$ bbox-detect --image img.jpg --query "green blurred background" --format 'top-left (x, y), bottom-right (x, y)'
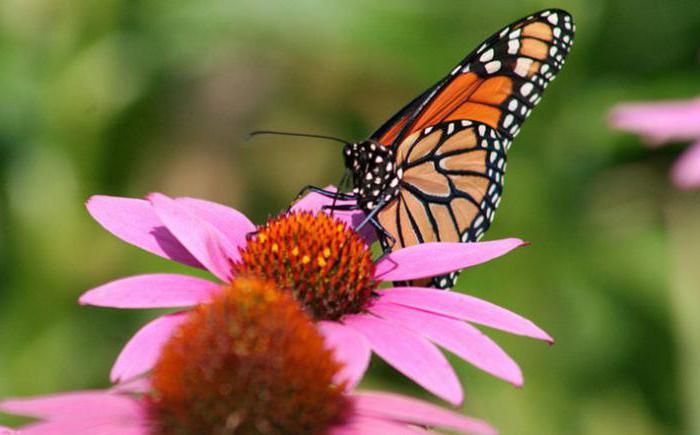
top-left (2, 0), bottom-right (700, 433)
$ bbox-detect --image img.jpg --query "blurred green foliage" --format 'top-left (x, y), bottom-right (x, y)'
top-left (1, 0), bottom-right (700, 433)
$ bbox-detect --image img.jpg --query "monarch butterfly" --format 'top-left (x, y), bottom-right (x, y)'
top-left (259, 9), bottom-right (575, 289)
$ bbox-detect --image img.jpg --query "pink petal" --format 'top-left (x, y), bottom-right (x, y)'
top-left (329, 415), bottom-right (424, 435)
top-left (175, 197), bottom-right (256, 261)
top-left (374, 239), bottom-right (526, 281)
top-left (609, 97), bottom-right (700, 145)
top-left (80, 273), bottom-right (218, 309)
top-left (0, 391), bottom-right (142, 422)
top-left (671, 139), bottom-right (700, 189)
top-left (318, 321), bottom-right (371, 389)
top-left (353, 391), bottom-right (497, 435)
top-left (20, 419), bottom-right (146, 435)
top-left (369, 301), bottom-right (522, 386)
top-left (378, 287), bottom-right (553, 343)
top-left (291, 185), bottom-right (376, 243)
top-left (148, 193), bottom-right (236, 282)
top-left (86, 195), bottom-right (202, 268)
top-left (0, 426), bottom-right (13, 435)
top-left (111, 312), bottom-right (188, 383)
top-left (342, 314), bottom-right (462, 405)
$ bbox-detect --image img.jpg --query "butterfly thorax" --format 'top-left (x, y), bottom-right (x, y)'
top-left (344, 140), bottom-right (402, 212)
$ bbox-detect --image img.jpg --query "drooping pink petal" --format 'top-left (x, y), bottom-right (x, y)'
top-left (175, 197), bottom-right (256, 262)
top-left (19, 419), bottom-right (146, 435)
top-left (86, 195), bottom-right (202, 268)
top-left (671, 139), bottom-right (700, 189)
top-left (80, 274), bottom-right (219, 309)
top-left (318, 321), bottom-right (371, 389)
top-left (110, 312), bottom-right (188, 383)
top-left (374, 239), bottom-right (526, 281)
top-left (342, 314), bottom-right (463, 405)
top-left (148, 193), bottom-right (236, 282)
top-left (290, 185), bottom-right (376, 243)
top-left (329, 415), bottom-right (424, 435)
top-left (0, 391), bottom-right (142, 422)
top-left (369, 301), bottom-right (522, 386)
top-left (353, 391), bottom-right (497, 435)
top-left (609, 97), bottom-right (700, 145)
top-left (378, 287), bottom-right (553, 343)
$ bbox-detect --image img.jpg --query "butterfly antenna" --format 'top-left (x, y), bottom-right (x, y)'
top-left (247, 130), bottom-right (353, 146)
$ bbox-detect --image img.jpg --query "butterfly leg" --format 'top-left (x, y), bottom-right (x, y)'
top-left (294, 185), bottom-right (356, 202)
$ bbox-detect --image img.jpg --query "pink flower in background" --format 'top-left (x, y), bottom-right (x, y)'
top-left (2, 278), bottom-right (497, 435)
top-left (610, 97), bottom-right (700, 188)
top-left (81, 190), bottom-right (552, 405)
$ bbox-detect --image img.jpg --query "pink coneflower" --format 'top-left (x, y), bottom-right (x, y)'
top-left (610, 96), bottom-right (700, 189)
top-left (2, 278), bottom-right (496, 434)
top-left (81, 190), bottom-right (552, 405)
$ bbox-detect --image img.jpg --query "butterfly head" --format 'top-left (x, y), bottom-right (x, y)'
top-left (343, 140), bottom-right (402, 212)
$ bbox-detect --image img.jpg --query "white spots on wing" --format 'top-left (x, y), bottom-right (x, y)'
top-left (549, 46), bottom-right (558, 56)
top-left (502, 114), bottom-right (514, 128)
top-left (499, 27), bottom-right (510, 37)
top-left (489, 129), bottom-right (497, 138)
top-left (374, 156), bottom-right (383, 163)
top-left (473, 215), bottom-right (485, 228)
top-left (385, 162), bottom-right (393, 171)
top-left (481, 139), bottom-right (489, 148)
top-left (477, 42), bottom-right (488, 54)
top-left (424, 126), bottom-right (433, 134)
top-left (461, 64), bottom-right (471, 73)
top-left (485, 60), bottom-right (501, 74)
top-left (541, 10), bottom-right (552, 17)
top-left (540, 63), bottom-right (550, 74)
top-left (479, 48), bottom-right (494, 62)
top-left (508, 99), bottom-right (518, 111)
top-left (520, 82), bottom-right (534, 96)
top-left (478, 125), bottom-right (486, 136)
top-left (461, 120), bottom-right (472, 127)
top-left (564, 21), bottom-right (572, 31)
top-left (509, 28), bottom-right (522, 39)
top-left (553, 27), bottom-right (562, 38)
top-left (451, 65), bottom-right (461, 75)
top-left (547, 13), bottom-right (559, 25)
top-left (390, 178), bottom-right (399, 188)
top-left (447, 123), bottom-right (455, 135)
top-left (507, 40), bottom-right (520, 55)
top-left (514, 57), bottom-right (533, 77)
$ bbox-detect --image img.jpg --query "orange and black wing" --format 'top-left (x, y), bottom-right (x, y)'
top-left (372, 9), bottom-right (575, 149)
top-left (374, 9), bottom-right (575, 288)
top-left (377, 121), bottom-right (505, 288)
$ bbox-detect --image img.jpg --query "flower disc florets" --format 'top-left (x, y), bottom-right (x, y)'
top-left (147, 278), bottom-right (350, 434)
top-left (232, 211), bottom-right (376, 320)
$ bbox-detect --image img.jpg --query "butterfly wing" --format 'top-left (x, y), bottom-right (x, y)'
top-left (374, 9), bottom-right (575, 288)
top-left (373, 9), bottom-right (574, 148)
top-left (377, 121), bottom-right (505, 288)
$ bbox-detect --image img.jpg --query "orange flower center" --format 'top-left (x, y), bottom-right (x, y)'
top-left (232, 211), bottom-right (377, 320)
top-left (147, 278), bottom-right (351, 434)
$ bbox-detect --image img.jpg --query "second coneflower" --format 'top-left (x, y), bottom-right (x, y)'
top-left (81, 190), bottom-right (552, 404)
top-left (2, 278), bottom-right (495, 435)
